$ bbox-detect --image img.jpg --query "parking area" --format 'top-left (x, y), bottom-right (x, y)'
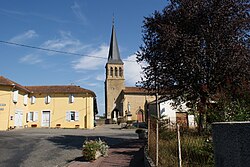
top-left (0, 125), bottom-right (137, 167)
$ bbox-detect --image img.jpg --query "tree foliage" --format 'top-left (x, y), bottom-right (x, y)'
top-left (137, 0), bottom-right (250, 110)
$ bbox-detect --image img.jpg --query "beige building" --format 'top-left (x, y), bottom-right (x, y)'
top-left (105, 24), bottom-right (155, 123)
top-left (0, 76), bottom-right (97, 130)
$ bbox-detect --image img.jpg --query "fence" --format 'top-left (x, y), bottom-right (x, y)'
top-left (148, 117), bottom-right (214, 167)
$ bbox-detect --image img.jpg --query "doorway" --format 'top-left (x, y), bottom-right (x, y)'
top-left (42, 111), bottom-right (50, 127)
top-left (137, 109), bottom-right (144, 122)
top-left (14, 111), bottom-right (23, 128)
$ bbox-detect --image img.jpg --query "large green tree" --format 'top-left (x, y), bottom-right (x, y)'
top-left (137, 0), bottom-right (250, 128)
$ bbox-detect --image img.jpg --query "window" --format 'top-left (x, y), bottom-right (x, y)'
top-left (66, 111), bottom-right (79, 121)
top-left (45, 95), bottom-right (51, 104)
top-left (69, 94), bottom-right (74, 103)
top-left (110, 67), bottom-right (113, 77)
top-left (115, 67), bottom-right (118, 77)
top-left (27, 111), bottom-right (38, 122)
top-left (119, 67), bottom-right (123, 77)
top-left (71, 112), bottom-right (75, 120)
top-left (24, 94), bottom-right (28, 106)
top-left (13, 90), bottom-right (19, 103)
top-left (31, 96), bottom-right (36, 104)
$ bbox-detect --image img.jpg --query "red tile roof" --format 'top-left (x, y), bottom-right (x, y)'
top-left (0, 76), bottom-right (30, 93)
top-left (0, 76), bottom-right (96, 96)
top-left (26, 85), bottom-right (96, 97)
top-left (123, 87), bottom-right (149, 94)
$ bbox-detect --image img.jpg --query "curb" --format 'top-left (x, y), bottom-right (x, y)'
top-left (144, 146), bottom-right (156, 167)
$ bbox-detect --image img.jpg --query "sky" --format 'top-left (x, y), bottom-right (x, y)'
top-left (0, 0), bottom-right (168, 116)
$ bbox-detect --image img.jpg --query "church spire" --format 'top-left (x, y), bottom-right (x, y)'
top-left (107, 18), bottom-right (123, 64)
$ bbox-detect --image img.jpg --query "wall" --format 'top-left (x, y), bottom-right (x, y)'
top-left (212, 122), bottom-right (250, 167)
top-left (0, 86), bottom-right (12, 130)
top-left (27, 93), bottom-right (94, 129)
top-left (9, 89), bottom-right (29, 129)
top-left (0, 86), bottom-right (29, 130)
top-left (123, 94), bottom-right (155, 121)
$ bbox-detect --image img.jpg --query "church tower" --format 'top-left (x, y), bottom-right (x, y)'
top-left (105, 22), bottom-right (125, 123)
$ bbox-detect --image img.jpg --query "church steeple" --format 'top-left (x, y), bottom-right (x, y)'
top-left (107, 21), bottom-right (123, 64)
top-left (105, 19), bottom-right (125, 122)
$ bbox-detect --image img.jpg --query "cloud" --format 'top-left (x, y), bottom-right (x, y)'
top-left (72, 44), bottom-right (108, 70)
top-left (9, 30), bottom-right (38, 43)
top-left (96, 74), bottom-right (105, 81)
top-left (19, 54), bottom-right (42, 64)
top-left (41, 31), bottom-right (90, 54)
top-left (124, 54), bottom-right (145, 86)
top-left (74, 78), bottom-right (98, 87)
top-left (0, 8), bottom-right (78, 25)
top-left (71, 2), bottom-right (87, 24)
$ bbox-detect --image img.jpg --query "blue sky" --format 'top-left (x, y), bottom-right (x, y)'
top-left (0, 0), bottom-right (167, 115)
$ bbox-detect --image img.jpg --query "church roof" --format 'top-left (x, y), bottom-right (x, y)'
top-left (123, 87), bottom-right (149, 94)
top-left (107, 24), bottom-right (123, 64)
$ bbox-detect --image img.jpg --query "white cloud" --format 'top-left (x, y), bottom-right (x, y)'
top-left (72, 44), bottom-right (108, 70)
top-left (74, 78), bottom-right (98, 87)
top-left (9, 30), bottom-right (38, 43)
top-left (124, 54), bottom-right (145, 86)
top-left (96, 74), bottom-right (105, 81)
top-left (41, 31), bottom-right (89, 54)
top-left (71, 1), bottom-right (87, 24)
top-left (19, 54), bottom-right (42, 64)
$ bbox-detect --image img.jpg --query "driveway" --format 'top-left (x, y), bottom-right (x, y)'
top-left (0, 124), bottom-right (138, 167)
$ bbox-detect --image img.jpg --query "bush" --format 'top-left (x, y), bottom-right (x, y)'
top-left (82, 138), bottom-right (109, 161)
top-left (135, 128), bottom-right (146, 134)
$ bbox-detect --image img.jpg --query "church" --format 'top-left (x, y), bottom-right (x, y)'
top-left (105, 23), bottom-right (155, 124)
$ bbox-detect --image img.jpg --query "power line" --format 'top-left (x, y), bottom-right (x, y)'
top-left (0, 40), bottom-right (136, 62)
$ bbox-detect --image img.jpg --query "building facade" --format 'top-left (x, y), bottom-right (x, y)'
top-left (0, 76), bottom-right (96, 130)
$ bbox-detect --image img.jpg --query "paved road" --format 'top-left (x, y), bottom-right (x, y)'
top-left (0, 125), bottom-right (138, 167)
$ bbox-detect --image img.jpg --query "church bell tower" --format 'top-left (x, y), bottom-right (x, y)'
top-left (105, 21), bottom-right (125, 123)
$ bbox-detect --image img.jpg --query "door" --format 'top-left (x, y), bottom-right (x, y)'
top-left (137, 110), bottom-right (144, 122)
top-left (176, 112), bottom-right (188, 127)
top-left (42, 111), bottom-right (50, 127)
top-left (14, 111), bottom-right (23, 128)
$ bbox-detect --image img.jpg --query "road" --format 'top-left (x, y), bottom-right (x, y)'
top-left (0, 124), bottom-right (138, 167)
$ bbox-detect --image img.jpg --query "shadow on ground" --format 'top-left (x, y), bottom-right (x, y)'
top-left (47, 135), bottom-right (145, 166)
top-left (47, 135), bottom-right (141, 149)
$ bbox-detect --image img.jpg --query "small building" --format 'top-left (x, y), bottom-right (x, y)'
top-left (148, 98), bottom-right (196, 128)
top-left (0, 76), bottom-right (97, 130)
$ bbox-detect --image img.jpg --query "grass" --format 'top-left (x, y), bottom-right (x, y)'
top-left (158, 129), bottom-right (214, 167)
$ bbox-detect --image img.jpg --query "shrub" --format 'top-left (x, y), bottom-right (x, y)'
top-left (82, 138), bottom-right (109, 161)
top-left (135, 128), bottom-right (146, 134)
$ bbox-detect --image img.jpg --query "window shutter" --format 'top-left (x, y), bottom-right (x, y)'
top-left (34, 112), bottom-right (38, 122)
top-left (75, 111), bottom-right (79, 121)
top-left (27, 112), bottom-right (31, 122)
top-left (31, 96), bottom-right (36, 104)
top-left (13, 90), bottom-right (19, 103)
top-left (45, 95), bottom-right (51, 104)
top-left (69, 94), bottom-right (74, 103)
top-left (24, 94), bottom-right (28, 105)
top-left (66, 111), bottom-right (70, 121)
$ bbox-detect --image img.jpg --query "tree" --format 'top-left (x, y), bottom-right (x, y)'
top-left (137, 0), bottom-right (250, 130)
